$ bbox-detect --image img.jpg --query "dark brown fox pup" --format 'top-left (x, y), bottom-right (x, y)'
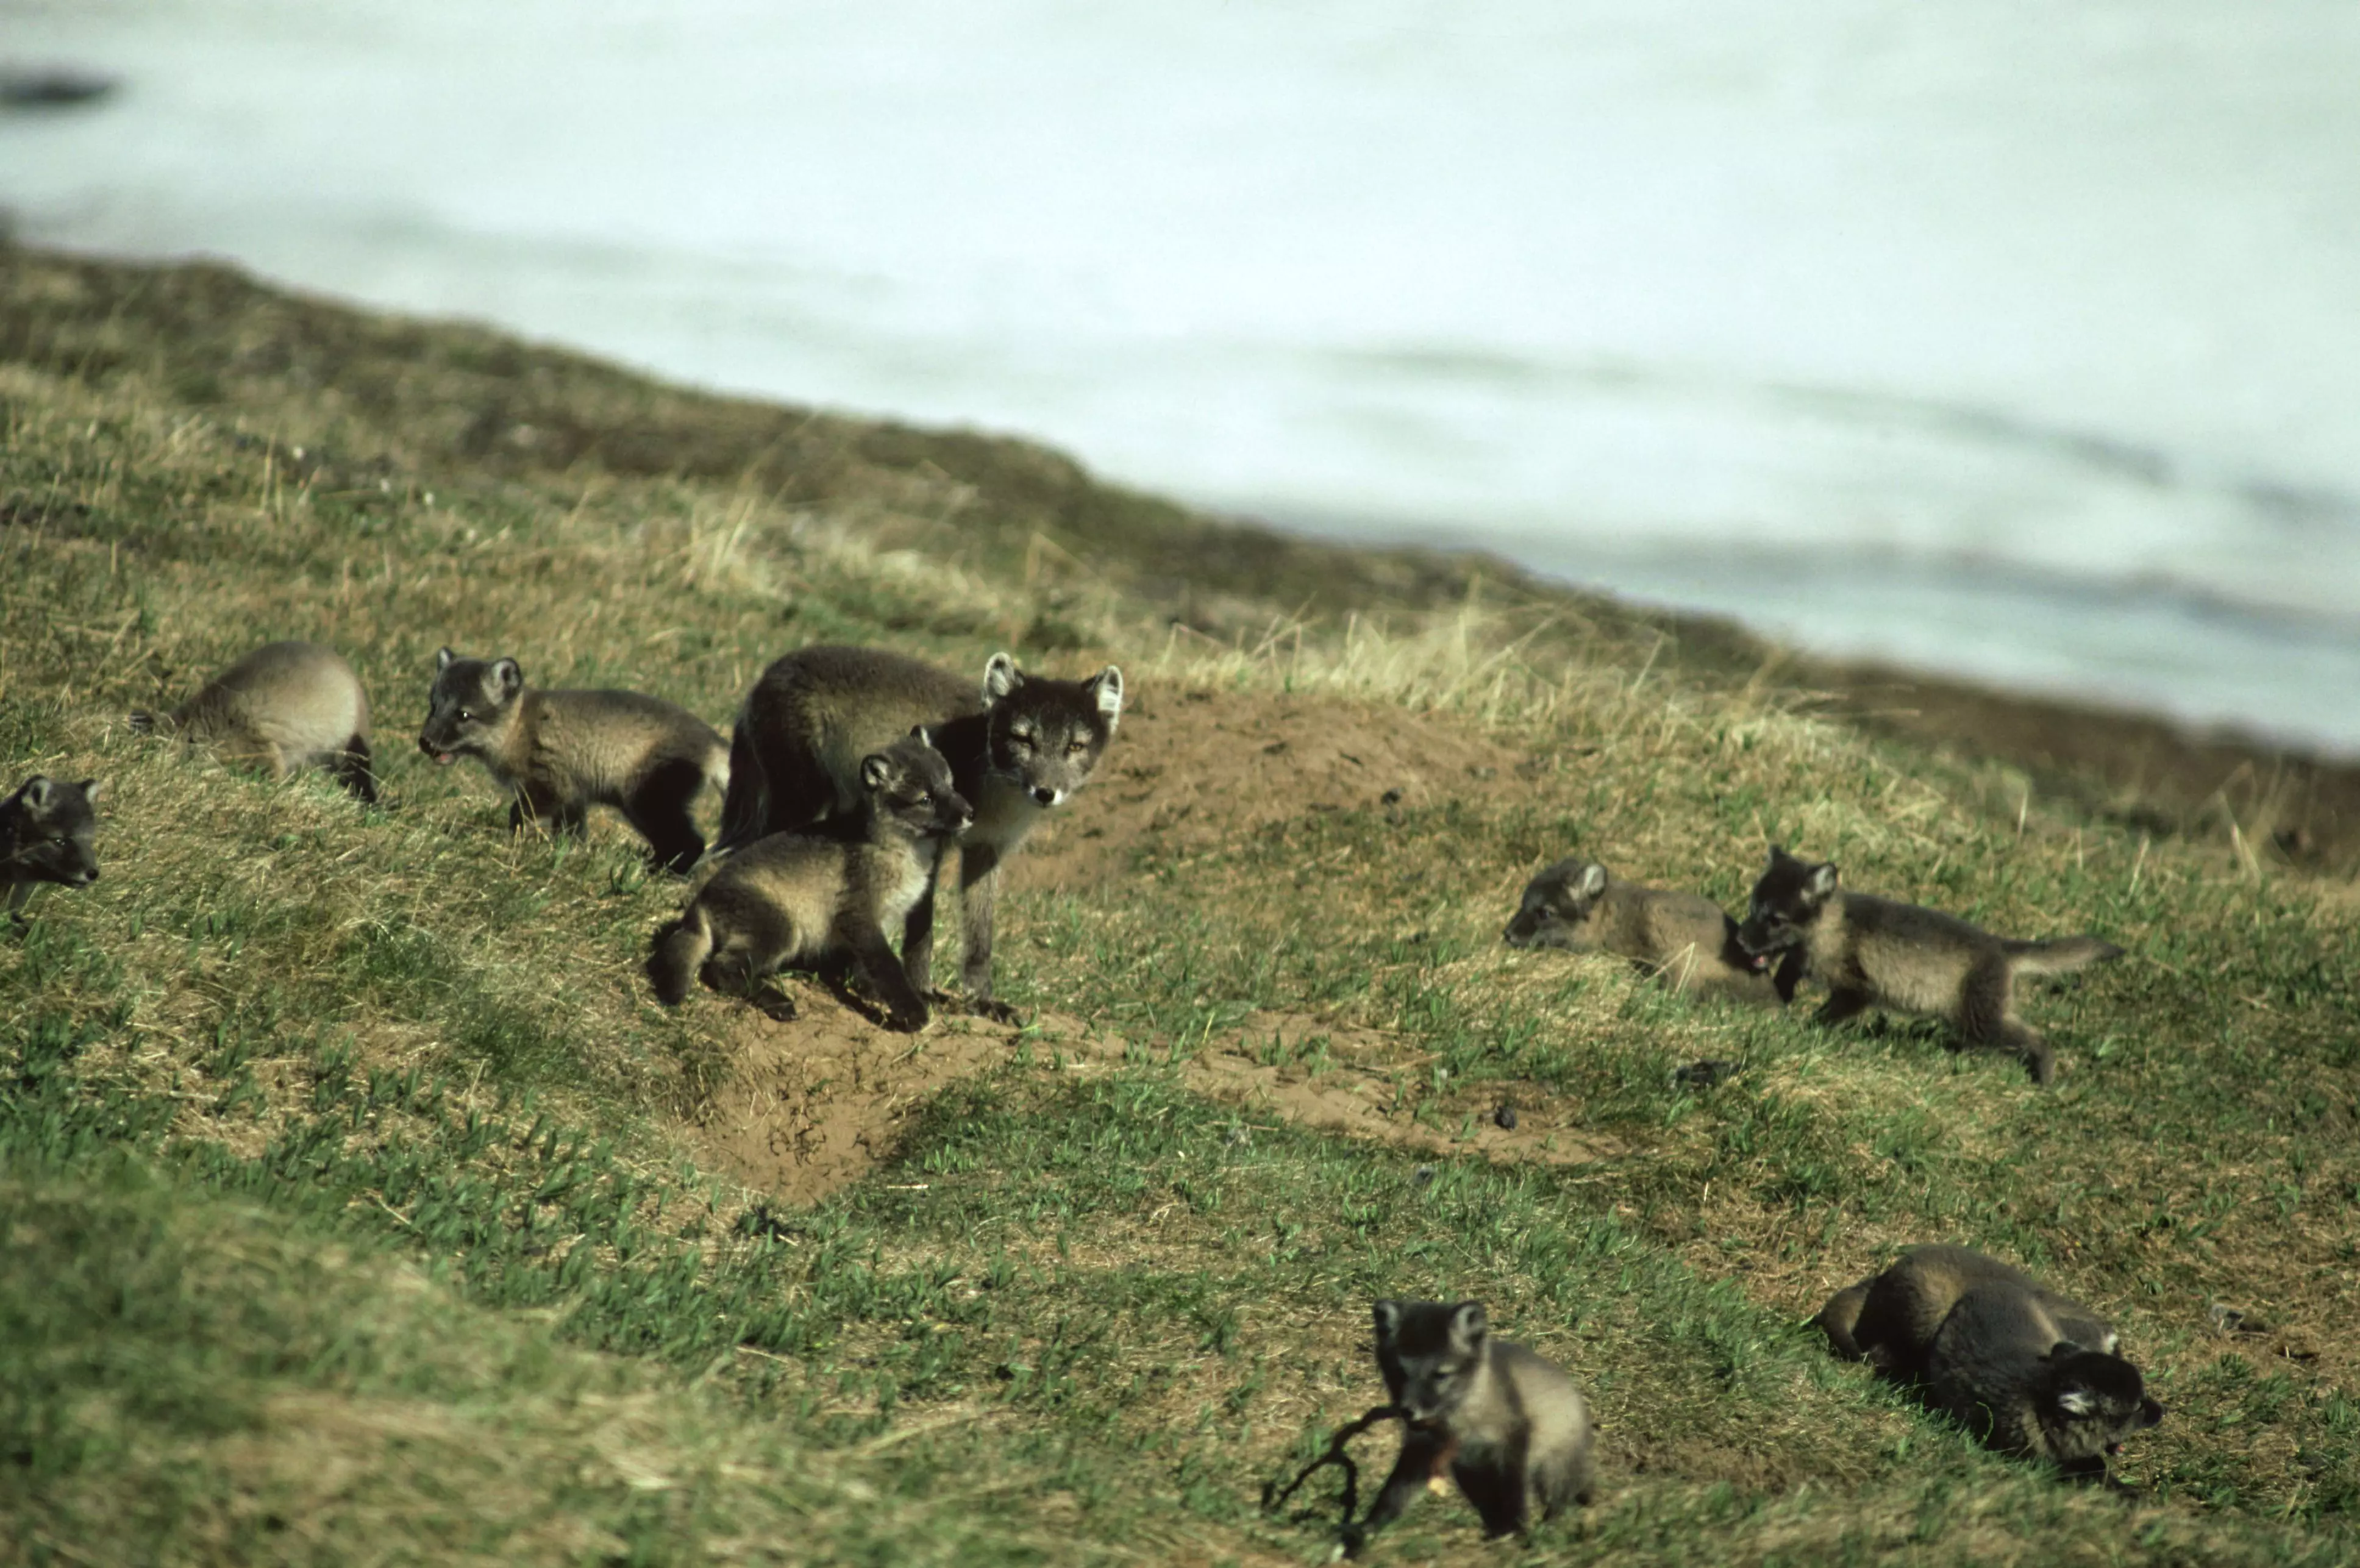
top-left (1505, 857), bottom-right (1796, 1004)
top-left (1735, 844), bottom-right (2122, 1084)
top-left (132, 640), bottom-right (377, 802)
top-left (1, 775), bottom-right (102, 919)
top-left (1817, 1244), bottom-right (2164, 1477)
top-left (648, 730), bottom-right (972, 1030)
top-left (1350, 1300), bottom-right (1596, 1554)
top-left (718, 645), bottom-right (1121, 1005)
top-left (421, 648), bottom-right (729, 872)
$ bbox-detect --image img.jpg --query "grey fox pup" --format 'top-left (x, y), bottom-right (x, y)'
top-left (1816, 1244), bottom-right (2164, 1477)
top-left (718, 645), bottom-right (1121, 1006)
top-left (1, 775), bottom-right (102, 919)
top-left (1505, 858), bottom-right (1796, 1004)
top-left (131, 640), bottom-right (376, 802)
top-left (1735, 844), bottom-right (2121, 1084)
top-left (1350, 1299), bottom-right (1596, 1553)
top-left (420, 648), bottom-right (729, 873)
top-left (649, 730), bottom-right (972, 1030)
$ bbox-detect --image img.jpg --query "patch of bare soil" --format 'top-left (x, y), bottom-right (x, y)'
top-left (676, 995), bottom-right (1623, 1207)
top-left (1010, 683), bottom-right (1528, 894)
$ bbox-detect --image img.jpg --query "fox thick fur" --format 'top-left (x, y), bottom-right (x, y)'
top-left (1351, 1299), bottom-right (1596, 1553)
top-left (0, 775), bottom-right (102, 918)
top-left (1505, 858), bottom-right (1794, 1004)
top-left (421, 647), bottom-right (729, 872)
top-left (717, 645), bottom-right (1121, 1003)
top-left (1816, 1244), bottom-right (2164, 1475)
top-left (132, 640), bottom-right (375, 802)
top-left (649, 730), bottom-right (972, 1030)
top-left (1736, 844), bottom-right (2122, 1084)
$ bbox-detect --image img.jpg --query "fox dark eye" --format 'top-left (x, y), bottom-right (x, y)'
top-left (458, 708), bottom-right (474, 722)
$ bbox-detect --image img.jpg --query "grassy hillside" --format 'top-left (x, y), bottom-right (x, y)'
top-left (3, 245), bottom-right (2358, 1566)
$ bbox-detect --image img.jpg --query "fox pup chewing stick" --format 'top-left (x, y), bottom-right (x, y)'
top-left (719, 645), bottom-right (1121, 1008)
top-left (130, 640), bottom-right (376, 802)
top-left (421, 647), bottom-right (729, 873)
top-left (1505, 857), bottom-right (1797, 1004)
top-left (648, 730), bottom-right (972, 1030)
top-left (1350, 1299), bottom-right (1596, 1555)
top-left (1736, 844), bottom-right (2122, 1084)
top-left (1, 775), bottom-right (102, 920)
top-left (1817, 1244), bottom-right (2164, 1477)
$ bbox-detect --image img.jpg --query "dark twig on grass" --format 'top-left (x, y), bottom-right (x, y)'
top-left (1261, 1403), bottom-right (1405, 1540)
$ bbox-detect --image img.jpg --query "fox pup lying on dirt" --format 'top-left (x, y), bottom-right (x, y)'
top-left (132, 640), bottom-right (376, 802)
top-left (421, 647), bottom-right (729, 873)
top-left (718, 645), bottom-right (1121, 1008)
top-left (1735, 844), bottom-right (2121, 1083)
top-left (649, 730), bottom-right (972, 1030)
top-left (1505, 858), bottom-right (1796, 1005)
top-left (1817, 1244), bottom-right (2164, 1478)
top-left (1350, 1299), bottom-right (1596, 1554)
top-left (1, 775), bottom-right (102, 919)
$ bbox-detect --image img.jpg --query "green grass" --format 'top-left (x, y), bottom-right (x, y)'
top-left (2, 245), bottom-right (2358, 1564)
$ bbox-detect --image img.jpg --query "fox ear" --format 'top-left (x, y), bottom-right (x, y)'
top-left (1766, 843), bottom-right (1788, 866)
top-left (860, 754), bottom-right (892, 792)
top-left (1804, 863), bottom-right (1838, 897)
top-left (982, 652), bottom-right (1022, 704)
top-left (18, 776), bottom-right (52, 810)
top-left (1448, 1301), bottom-right (1489, 1350)
top-left (2055, 1388), bottom-right (2096, 1417)
top-left (436, 646), bottom-right (457, 672)
top-left (1091, 666), bottom-right (1124, 725)
top-left (1372, 1300), bottom-right (1403, 1341)
top-left (490, 658), bottom-right (524, 700)
top-left (76, 779), bottom-right (102, 807)
top-left (1578, 863), bottom-right (1608, 899)
top-left (910, 724), bottom-right (933, 749)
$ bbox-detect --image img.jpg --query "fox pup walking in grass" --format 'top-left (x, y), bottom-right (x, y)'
top-left (1505, 858), bottom-right (1796, 1004)
top-left (421, 648), bottom-right (729, 873)
top-left (1, 775), bottom-right (101, 919)
top-left (1349, 1300), bottom-right (1596, 1555)
top-left (1816, 1245), bottom-right (2164, 1477)
top-left (649, 730), bottom-right (972, 1030)
top-left (718, 646), bottom-right (1121, 1008)
top-left (131, 640), bottom-right (376, 802)
top-left (1734, 844), bottom-right (2121, 1084)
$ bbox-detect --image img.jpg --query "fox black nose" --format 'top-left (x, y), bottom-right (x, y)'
top-left (78, 868), bottom-right (99, 885)
top-left (2142, 1398), bottom-right (2167, 1427)
top-left (1032, 785), bottom-right (1058, 807)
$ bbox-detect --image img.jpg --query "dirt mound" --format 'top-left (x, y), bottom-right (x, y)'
top-left (1011, 683), bottom-right (1528, 894)
top-left (677, 996), bottom-right (1622, 1206)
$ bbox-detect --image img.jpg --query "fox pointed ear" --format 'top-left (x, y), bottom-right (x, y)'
top-left (910, 724), bottom-right (933, 748)
top-left (1578, 863), bottom-right (1608, 899)
top-left (860, 753), bottom-right (893, 792)
top-left (982, 652), bottom-right (1022, 704)
top-left (76, 779), bottom-right (102, 807)
top-left (19, 776), bottom-right (53, 810)
top-left (1766, 843), bottom-right (1788, 866)
top-left (490, 658), bottom-right (524, 700)
top-left (1804, 863), bottom-right (1838, 897)
top-left (1091, 666), bottom-right (1124, 724)
top-left (1372, 1300), bottom-right (1403, 1340)
top-left (2055, 1388), bottom-right (2096, 1417)
top-left (1448, 1301), bottom-right (1489, 1350)
top-left (435, 646), bottom-right (457, 672)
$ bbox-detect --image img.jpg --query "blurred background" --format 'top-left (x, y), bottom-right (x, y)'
top-left (5, 0), bottom-right (2356, 752)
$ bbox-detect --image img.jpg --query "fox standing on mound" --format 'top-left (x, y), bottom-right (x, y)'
top-left (1736, 844), bottom-right (2121, 1083)
top-left (421, 648), bottom-right (729, 873)
top-left (649, 729), bottom-right (972, 1030)
top-left (719, 645), bottom-right (1121, 1009)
